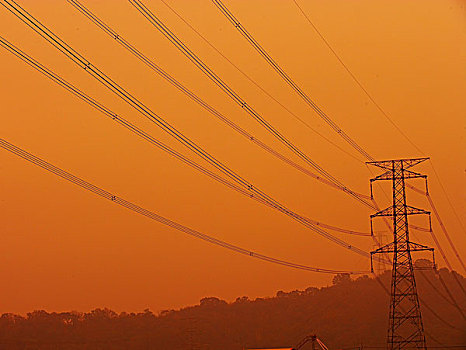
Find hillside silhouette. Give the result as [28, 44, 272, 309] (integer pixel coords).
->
[1, 265, 465, 349]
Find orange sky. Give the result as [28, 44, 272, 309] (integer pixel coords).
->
[0, 0, 465, 315]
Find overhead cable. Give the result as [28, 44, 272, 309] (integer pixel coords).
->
[372, 273, 461, 332]
[427, 193, 466, 273]
[290, 0, 424, 156]
[0, 138, 369, 275]
[290, 0, 466, 271]
[211, 0, 374, 161]
[127, 0, 372, 207]
[428, 160, 466, 236]
[0, 36, 373, 240]
[0, 1, 374, 257]
[157, 0, 363, 164]
[292, 1, 466, 241]
[66, 0, 372, 205]
[408, 183, 466, 274]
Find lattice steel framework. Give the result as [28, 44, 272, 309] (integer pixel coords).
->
[368, 158, 434, 350]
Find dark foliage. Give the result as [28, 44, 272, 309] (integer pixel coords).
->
[1, 267, 465, 349]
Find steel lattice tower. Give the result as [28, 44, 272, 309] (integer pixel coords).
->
[368, 158, 435, 350]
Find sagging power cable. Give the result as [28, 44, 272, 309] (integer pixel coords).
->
[372, 273, 461, 332]
[127, 0, 372, 208]
[0, 1, 374, 257]
[0, 36, 373, 240]
[292, 0, 466, 241]
[211, 0, 374, 161]
[0, 138, 368, 275]
[408, 183, 466, 275]
[289, 0, 466, 273]
[157, 0, 362, 164]
[66, 0, 372, 207]
[290, 0, 424, 157]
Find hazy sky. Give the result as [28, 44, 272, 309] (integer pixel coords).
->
[1, 0, 465, 315]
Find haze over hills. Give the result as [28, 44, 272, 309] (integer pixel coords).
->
[1, 264, 464, 349]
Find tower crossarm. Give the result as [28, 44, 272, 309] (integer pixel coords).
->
[371, 169, 426, 182]
[371, 205, 395, 218]
[370, 205, 430, 218]
[371, 241, 396, 255]
[405, 206, 430, 216]
[407, 241, 434, 253]
[367, 157, 429, 171]
[372, 241, 434, 255]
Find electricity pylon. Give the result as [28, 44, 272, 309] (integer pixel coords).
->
[368, 158, 435, 350]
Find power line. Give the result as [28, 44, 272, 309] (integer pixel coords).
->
[148, 2, 466, 269]
[290, 0, 424, 156]
[418, 269, 466, 321]
[292, 0, 466, 241]
[418, 270, 457, 308]
[0, 138, 369, 275]
[65, 0, 372, 207]
[157, 0, 363, 164]
[428, 188, 466, 273]
[426, 221, 466, 298]
[0, 1, 375, 258]
[369, 158, 433, 348]
[1, 0, 458, 308]
[158, 3, 452, 253]
[435, 270, 466, 319]
[213, 1, 466, 290]
[127, 0, 372, 208]
[211, 0, 374, 161]
[290, 0, 466, 272]
[428, 159, 466, 236]
[374, 174, 466, 299]
[372, 273, 462, 332]
[1, 1, 462, 340]
[372, 244, 465, 341]
[69, 0, 462, 262]
[419, 295, 464, 332]
[405, 180, 466, 305]
[6, 136, 458, 347]
[368, 158, 465, 344]
[0, 35, 375, 245]
[368, 163, 464, 294]
[211, 1, 466, 273]
[408, 184, 466, 274]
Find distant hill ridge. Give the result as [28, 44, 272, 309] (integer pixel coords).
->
[0, 267, 465, 349]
